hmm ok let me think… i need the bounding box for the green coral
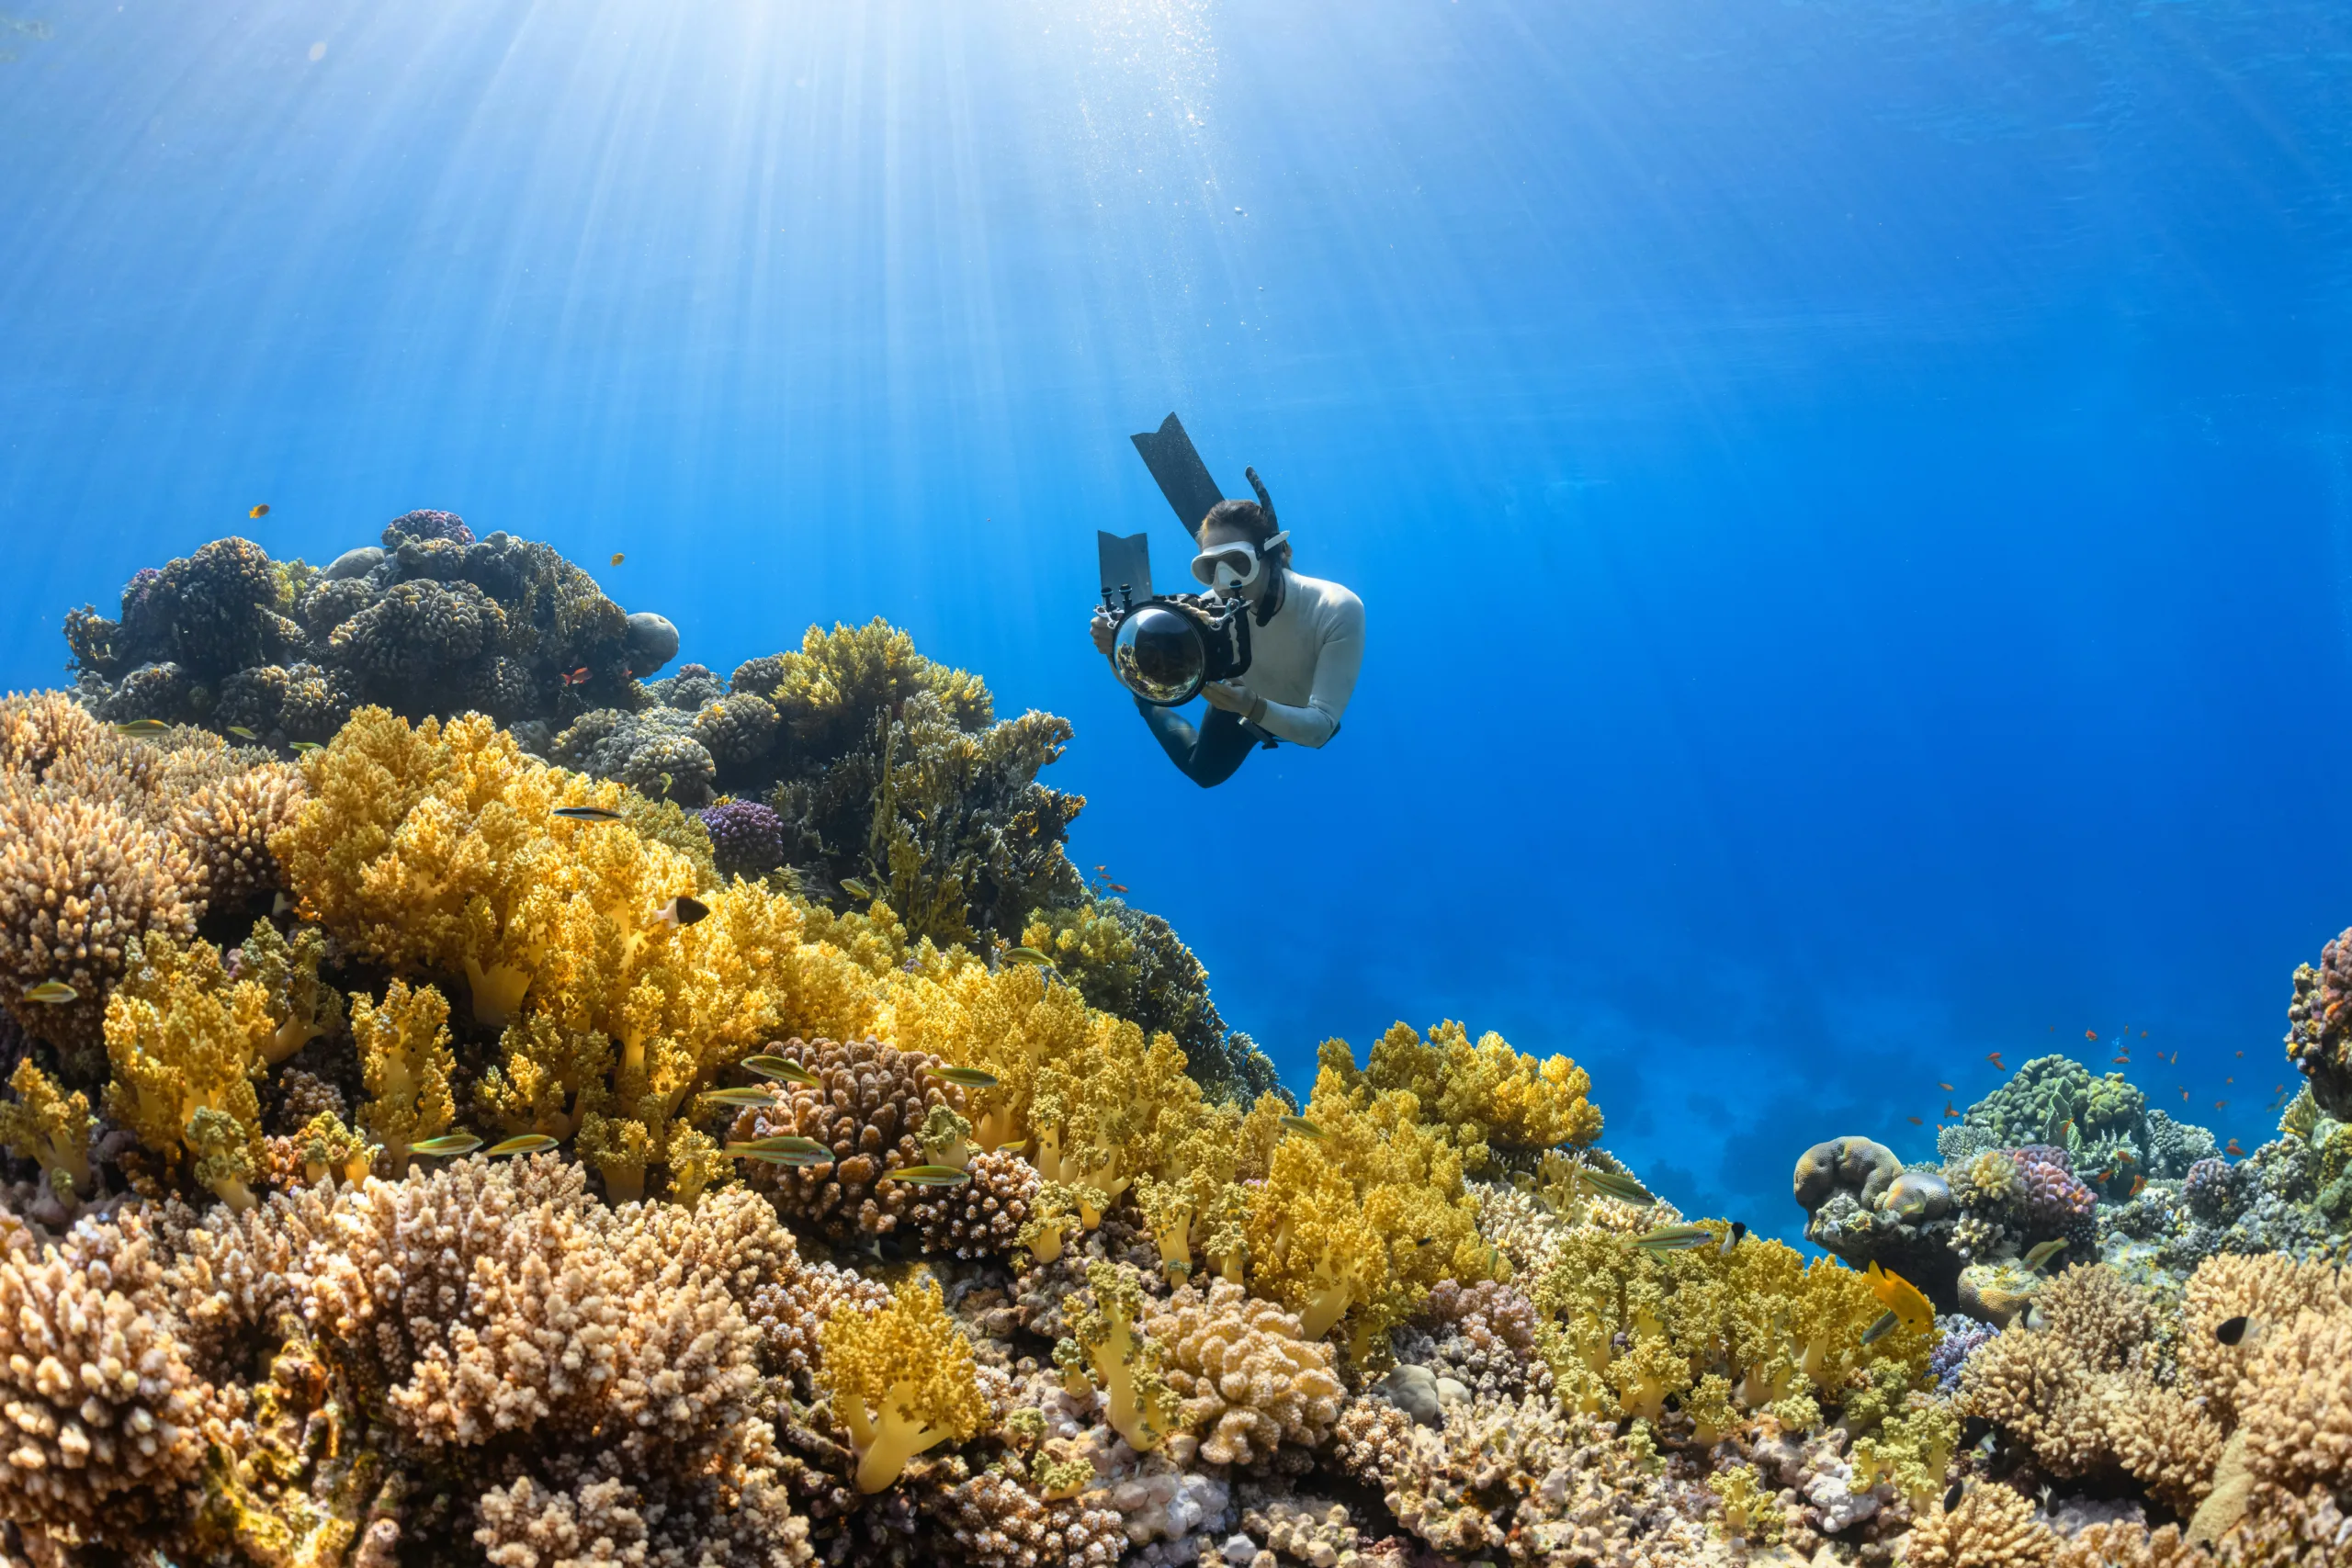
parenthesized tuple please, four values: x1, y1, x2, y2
(1957, 1054, 2157, 1192)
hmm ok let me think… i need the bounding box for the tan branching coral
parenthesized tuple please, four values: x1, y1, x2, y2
(1143, 1278, 1345, 1466)
(908, 1146, 1038, 1259)
(2177, 1252, 2349, 1421)
(169, 761, 304, 909)
(0, 1210, 215, 1537)
(1904, 1484, 2056, 1568)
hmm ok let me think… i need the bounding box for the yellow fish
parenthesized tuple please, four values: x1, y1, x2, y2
(225, 725, 257, 739)
(610, 552, 625, 566)
(113, 719, 171, 737)
(741, 1055, 820, 1088)
(19, 981, 75, 1005)
(249, 503, 270, 518)
(411, 1134, 484, 1157)
(1279, 1114, 1326, 1139)
(1863, 1261, 1934, 1331)
(699, 1088, 780, 1108)
(934, 1066, 999, 1089)
(882, 1165, 973, 1187)
(484, 1134, 560, 1157)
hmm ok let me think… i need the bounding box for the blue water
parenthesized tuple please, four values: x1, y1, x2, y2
(6, 0, 2351, 1243)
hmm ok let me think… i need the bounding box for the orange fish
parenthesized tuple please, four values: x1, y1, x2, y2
(2181, 1089, 2189, 1100)
(1942, 1102, 1958, 1118)
(560, 667, 592, 687)
(2225, 1077, 2233, 1085)
(2226, 1139, 2245, 1157)
(1907, 1116, 1924, 1125)
(2235, 1050, 2245, 1058)
(1939, 1082, 1953, 1091)
(1986, 1054, 2007, 1072)
(2129, 1175, 2145, 1196)
(2086, 1030, 2098, 1041)
(1110, 883, 1129, 894)
(2215, 1100, 2226, 1111)
(249, 503, 270, 518)
(2113, 1056, 2131, 1066)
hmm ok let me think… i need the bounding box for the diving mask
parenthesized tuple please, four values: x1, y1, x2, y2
(1190, 530, 1289, 593)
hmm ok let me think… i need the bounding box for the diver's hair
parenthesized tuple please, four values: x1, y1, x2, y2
(1198, 498, 1292, 569)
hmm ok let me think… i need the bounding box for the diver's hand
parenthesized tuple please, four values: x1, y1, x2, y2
(1201, 681, 1253, 715)
(1090, 610, 1116, 657)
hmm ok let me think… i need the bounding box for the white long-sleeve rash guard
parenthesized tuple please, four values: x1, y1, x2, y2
(1230, 570, 1364, 748)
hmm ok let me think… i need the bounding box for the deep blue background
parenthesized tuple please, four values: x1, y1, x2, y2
(5, 0, 2350, 1241)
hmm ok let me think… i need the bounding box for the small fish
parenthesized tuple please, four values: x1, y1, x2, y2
(19, 981, 75, 1005)
(1634, 1224, 1716, 1252)
(2235, 1049, 2245, 1057)
(1961, 1415, 1992, 1449)
(1002, 946, 1053, 965)
(655, 894, 710, 929)
(411, 1134, 484, 1157)
(1579, 1168, 1657, 1206)
(610, 552, 625, 566)
(741, 1055, 821, 1087)
(2215, 1100, 2227, 1111)
(1907, 1115, 1924, 1125)
(2023, 1238, 2067, 1271)
(1415, 1236, 1437, 1247)
(736, 1134, 833, 1156)
(485, 1134, 559, 1157)
(1280, 1115, 1326, 1139)
(560, 666, 593, 687)
(2226, 1139, 2245, 1157)
(699, 1087, 782, 1107)
(1986, 1054, 2007, 1071)
(1941, 1102, 1958, 1119)
(934, 1066, 1000, 1089)
(1939, 1082, 1953, 1091)
(1719, 1221, 1747, 1255)
(1860, 1309, 1900, 1346)
(2181, 1089, 2189, 1100)
(2086, 1030, 2097, 1040)
(730, 1145, 835, 1168)
(113, 718, 171, 736)
(225, 725, 257, 739)
(2128, 1174, 2145, 1196)
(841, 877, 873, 900)
(1110, 883, 1129, 894)
(551, 806, 626, 822)
(883, 1165, 973, 1187)
(2113, 1056, 2131, 1066)
(1943, 1481, 1964, 1513)
(249, 503, 270, 518)
(291, 740, 324, 753)
(2216, 1314, 2249, 1347)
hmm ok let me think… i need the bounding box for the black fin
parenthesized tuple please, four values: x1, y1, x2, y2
(1131, 412, 1228, 541)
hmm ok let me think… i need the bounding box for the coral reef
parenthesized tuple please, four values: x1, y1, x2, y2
(67, 519, 670, 738)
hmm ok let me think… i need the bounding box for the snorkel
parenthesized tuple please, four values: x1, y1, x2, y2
(1190, 468, 1289, 621)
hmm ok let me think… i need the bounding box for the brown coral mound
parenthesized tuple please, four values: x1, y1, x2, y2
(729, 1036, 968, 1240)
(908, 1146, 1038, 1259)
(749, 1258, 891, 1399)
(914, 1466, 1125, 1567)
(1905, 1484, 2055, 1568)
(1145, 1278, 1346, 1467)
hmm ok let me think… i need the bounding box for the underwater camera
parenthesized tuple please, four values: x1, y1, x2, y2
(1096, 412, 1260, 705)
(1097, 531, 1252, 705)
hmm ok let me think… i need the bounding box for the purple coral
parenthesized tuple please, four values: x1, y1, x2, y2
(1928, 1315, 1994, 1395)
(2011, 1146, 2094, 1231)
(2183, 1156, 2247, 1224)
(382, 509, 475, 547)
(699, 799, 787, 881)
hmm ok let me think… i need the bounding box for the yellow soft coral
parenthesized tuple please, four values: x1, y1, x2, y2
(1530, 1227, 1931, 1425)
(101, 932, 270, 1209)
(0, 1061, 93, 1201)
(816, 1274, 989, 1492)
(1245, 1057, 1496, 1345)
(352, 978, 457, 1170)
(277, 709, 876, 1200)
(1334, 1020, 1603, 1173)
(1057, 1261, 1182, 1453)
(233, 918, 343, 1066)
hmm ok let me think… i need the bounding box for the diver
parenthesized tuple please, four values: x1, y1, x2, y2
(1091, 416, 1363, 787)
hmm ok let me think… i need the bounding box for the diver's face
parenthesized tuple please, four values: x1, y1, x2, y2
(1194, 524, 1277, 603)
